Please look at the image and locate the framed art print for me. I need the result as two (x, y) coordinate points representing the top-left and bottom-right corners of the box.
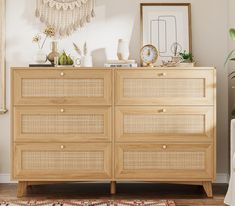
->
(141, 3), (192, 66)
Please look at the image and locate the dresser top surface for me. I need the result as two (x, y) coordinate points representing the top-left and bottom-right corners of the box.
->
(11, 67), (216, 70)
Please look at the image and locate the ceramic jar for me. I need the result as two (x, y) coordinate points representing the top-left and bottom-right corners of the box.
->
(81, 55), (93, 67)
(117, 39), (129, 60)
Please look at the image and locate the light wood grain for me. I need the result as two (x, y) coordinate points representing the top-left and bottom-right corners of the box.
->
(111, 69), (115, 180)
(115, 106), (214, 143)
(110, 181), (116, 195)
(11, 67), (216, 198)
(13, 69), (112, 106)
(14, 106), (112, 142)
(13, 143), (112, 181)
(17, 181), (28, 198)
(115, 143), (213, 181)
(203, 181), (213, 198)
(115, 69), (214, 106)
(213, 69), (217, 181)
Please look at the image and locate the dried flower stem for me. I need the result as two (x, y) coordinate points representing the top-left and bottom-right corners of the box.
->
(83, 42), (87, 56)
(73, 42), (82, 56)
(32, 27), (55, 50)
(41, 36), (48, 49)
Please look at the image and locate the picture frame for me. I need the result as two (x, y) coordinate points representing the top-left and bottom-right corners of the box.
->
(0, 0), (7, 114)
(141, 3), (192, 66)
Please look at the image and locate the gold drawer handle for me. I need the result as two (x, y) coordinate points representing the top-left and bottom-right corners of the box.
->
(60, 72), (65, 76)
(60, 145), (65, 149)
(159, 109), (166, 113)
(162, 145), (167, 150)
(60, 109), (65, 113)
(159, 73), (166, 77)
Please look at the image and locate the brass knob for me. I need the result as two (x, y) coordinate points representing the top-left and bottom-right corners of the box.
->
(60, 145), (65, 149)
(60, 72), (65, 76)
(60, 109), (65, 113)
(160, 109), (166, 113)
(159, 73), (166, 76)
(162, 145), (167, 149)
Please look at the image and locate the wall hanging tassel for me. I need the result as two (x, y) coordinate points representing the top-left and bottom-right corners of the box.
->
(35, 0), (95, 37)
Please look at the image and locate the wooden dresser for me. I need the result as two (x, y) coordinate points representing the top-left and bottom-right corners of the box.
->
(11, 67), (216, 197)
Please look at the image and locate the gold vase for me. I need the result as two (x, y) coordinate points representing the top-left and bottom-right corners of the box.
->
(48, 41), (59, 65)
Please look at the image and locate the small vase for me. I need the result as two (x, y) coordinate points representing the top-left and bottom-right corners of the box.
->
(117, 39), (129, 61)
(34, 49), (47, 63)
(81, 55), (93, 67)
(48, 41), (60, 65)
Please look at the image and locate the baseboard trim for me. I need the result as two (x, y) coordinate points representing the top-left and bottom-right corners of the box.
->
(0, 174), (16, 183)
(215, 173), (229, 184)
(0, 173), (229, 184)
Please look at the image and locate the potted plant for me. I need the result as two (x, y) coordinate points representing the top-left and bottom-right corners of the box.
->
(226, 28), (235, 116)
(179, 50), (195, 67)
(73, 42), (93, 67)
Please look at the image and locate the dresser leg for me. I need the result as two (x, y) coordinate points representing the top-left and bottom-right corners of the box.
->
(110, 181), (116, 195)
(202, 181), (213, 197)
(17, 181), (28, 198)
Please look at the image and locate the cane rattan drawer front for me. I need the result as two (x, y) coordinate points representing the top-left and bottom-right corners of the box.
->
(14, 106), (112, 142)
(115, 143), (213, 180)
(14, 143), (112, 180)
(115, 106), (214, 142)
(13, 69), (112, 105)
(115, 69), (215, 106)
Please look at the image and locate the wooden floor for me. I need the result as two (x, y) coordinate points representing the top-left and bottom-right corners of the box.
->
(0, 183), (228, 206)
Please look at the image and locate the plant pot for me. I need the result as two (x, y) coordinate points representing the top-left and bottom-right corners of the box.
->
(81, 55), (93, 67)
(178, 62), (196, 67)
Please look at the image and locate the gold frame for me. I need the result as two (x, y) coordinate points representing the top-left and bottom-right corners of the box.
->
(140, 3), (192, 63)
(0, 0), (7, 114)
(140, 44), (159, 67)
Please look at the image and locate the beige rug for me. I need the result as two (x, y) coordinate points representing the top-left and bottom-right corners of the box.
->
(0, 199), (176, 206)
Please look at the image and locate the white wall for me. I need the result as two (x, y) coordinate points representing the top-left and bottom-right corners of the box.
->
(0, 0), (230, 180)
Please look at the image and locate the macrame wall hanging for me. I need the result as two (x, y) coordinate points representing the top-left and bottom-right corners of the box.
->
(35, 0), (95, 36)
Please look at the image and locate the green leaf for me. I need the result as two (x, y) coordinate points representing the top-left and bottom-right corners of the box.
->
(225, 49), (235, 66)
(230, 28), (235, 39)
(179, 50), (193, 62)
(229, 71), (235, 77)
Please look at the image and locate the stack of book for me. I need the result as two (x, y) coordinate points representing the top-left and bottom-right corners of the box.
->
(104, 60), (138, 68)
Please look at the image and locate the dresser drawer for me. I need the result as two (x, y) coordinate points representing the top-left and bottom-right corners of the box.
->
(13, 69), (112, 105)
(115, 106), (214, 142)
(14, 106), (112, 142)
(13, 143), (112, 180)
(115, 143), (214, 180)
(115, 69), (215, 105)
